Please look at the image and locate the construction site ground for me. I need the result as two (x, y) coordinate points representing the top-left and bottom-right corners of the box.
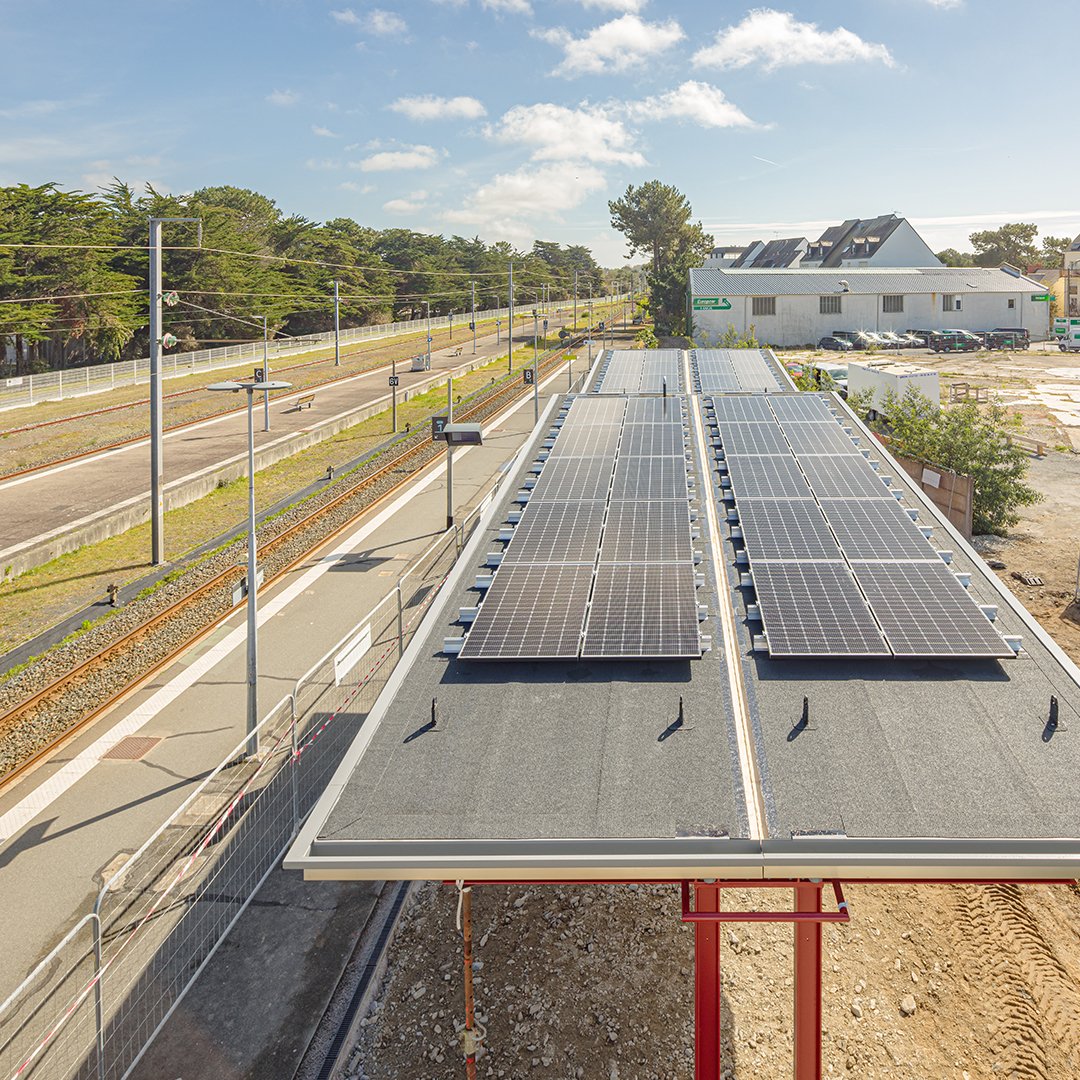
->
(346, 449), (1080, 1079)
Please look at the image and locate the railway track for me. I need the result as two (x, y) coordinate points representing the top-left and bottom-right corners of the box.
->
(0, 340), (581, 788)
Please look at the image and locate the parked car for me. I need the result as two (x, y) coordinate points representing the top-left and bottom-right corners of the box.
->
(986, 328), (1029, 350)
(810, 361), (848, 394)
(855, 331), (889, 350)
(877, 331), (907, 349)
(992, 326), (1030, 342)
(929, 330), (980, 353)
(818, 335), (854, 351)
(905, 329), (935, 347)
(831, 330), (860, 345)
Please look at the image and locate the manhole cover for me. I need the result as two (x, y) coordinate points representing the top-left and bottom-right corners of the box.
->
(102, 736), (162, 761)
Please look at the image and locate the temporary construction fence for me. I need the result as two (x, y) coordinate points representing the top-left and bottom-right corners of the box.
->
(0, 295), (626, 413)
(0, 485), (499, 1080)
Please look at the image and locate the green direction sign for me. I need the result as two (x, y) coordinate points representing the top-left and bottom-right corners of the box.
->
(693, 297), (732, 311)
(1031, 294), (1052, 302)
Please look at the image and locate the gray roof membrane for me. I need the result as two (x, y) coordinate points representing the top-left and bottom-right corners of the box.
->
(287, 390), (1080, 881)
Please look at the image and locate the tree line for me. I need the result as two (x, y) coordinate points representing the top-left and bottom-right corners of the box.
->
(936, 222), (1073, 270)
(0, 181), (617, 374)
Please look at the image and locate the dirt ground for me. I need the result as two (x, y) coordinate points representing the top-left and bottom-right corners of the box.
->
(346, 446), (1080, 1079)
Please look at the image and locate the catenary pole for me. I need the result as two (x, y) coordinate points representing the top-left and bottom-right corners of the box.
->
(471, 281), (477, 354)
(148, 215), (200, 566)
(333, 279), (340, 366)
(262, 316), (270, 432)
(508, 262), (514, 372)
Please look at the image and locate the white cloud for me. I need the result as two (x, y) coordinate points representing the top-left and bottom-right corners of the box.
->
(340, 181), (377, 193)
(332, 6), (407, 34)
(693, 10), (894, 71)
(384, 190), (429, 213)
(925, 0), (962, 6)
(444, 162), (607, 236)
(306, 158), (343, 170)
(354, 144), (440, 171)
(389, 95), (486, 121)
(366, 8), (408, 35)
(481, 0), (532, 13)
(627, 81), (758, 129)
(487, 102), (644, 165)
(312, 125), (339, 138)
(266, 89), (300, 106)
(580, 0), (647, 10)
(536, 14), (685, 77)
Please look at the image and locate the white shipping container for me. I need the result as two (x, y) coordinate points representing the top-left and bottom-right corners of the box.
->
(847, 360), (941, 413)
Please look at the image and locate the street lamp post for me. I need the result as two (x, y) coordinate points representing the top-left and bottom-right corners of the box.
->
(207, 377), (292, 758)
(261, 316), (271, 432)
(425, 301), (432, 370)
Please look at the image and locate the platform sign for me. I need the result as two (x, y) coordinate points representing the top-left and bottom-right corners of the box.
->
(334, 624), (371, 686)
(253, 368), (265, 382)
(388, 375), (400, 387)
(432, 415), (448, 441)
(523, 368), (535, 385)
(693, 297), (732, 311)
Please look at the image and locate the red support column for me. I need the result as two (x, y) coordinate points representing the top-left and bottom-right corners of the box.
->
(694, 883), (724, 1080)
(793, 881), (824, 1080)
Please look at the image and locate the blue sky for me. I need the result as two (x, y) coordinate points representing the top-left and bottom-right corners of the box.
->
(2, 0), (1078, 264)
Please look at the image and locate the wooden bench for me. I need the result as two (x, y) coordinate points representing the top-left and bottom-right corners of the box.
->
(1007, 433), (1047, 457)
(450, 346), (463, 357)
(294, 393), (315, 411)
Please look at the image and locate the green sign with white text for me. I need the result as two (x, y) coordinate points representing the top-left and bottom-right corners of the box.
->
(1031, 294), (1051, 302)
(693, 297), (732, 311)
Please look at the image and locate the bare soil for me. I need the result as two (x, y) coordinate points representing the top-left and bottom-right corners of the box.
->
(346, 452), (1080, 1080)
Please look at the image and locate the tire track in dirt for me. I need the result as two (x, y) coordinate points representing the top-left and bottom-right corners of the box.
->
(953, 884), (1080, 1078)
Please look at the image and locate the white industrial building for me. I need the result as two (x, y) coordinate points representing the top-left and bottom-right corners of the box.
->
(688, 266), (1049, 347)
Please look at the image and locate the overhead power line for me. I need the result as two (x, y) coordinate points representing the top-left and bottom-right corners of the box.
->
(0, 289), (147, 305)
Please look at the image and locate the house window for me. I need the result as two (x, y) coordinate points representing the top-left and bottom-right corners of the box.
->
(752, 296), (776, 317)
(1008, 298), (1016, 309)
(882, 295), (904, 314)
(943, 294), (962, 312)
(820, 295), (842, 315)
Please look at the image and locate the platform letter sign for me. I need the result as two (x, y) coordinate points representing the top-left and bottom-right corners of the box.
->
(253, 367), (265, 382)
(432, 415), (448, 441)
(523, 368), (535, 385)
(388, 375), (400, 387)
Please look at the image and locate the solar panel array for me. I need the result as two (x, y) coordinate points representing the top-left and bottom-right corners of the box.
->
(707, 393), (1013, 659)
(593, 350), (684, 394)
(692, 349), (785, 394)
(459, 394), (702, 660)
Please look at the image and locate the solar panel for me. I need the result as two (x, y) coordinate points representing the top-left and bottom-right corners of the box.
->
(599, 500), (693, 562)
(709, 396), (775, 423)
(751, 562), (890, 657)
(639, 355), (683, 395)
(780, 423), (860, 456)
(694, 350), (782, 393)
(582, 564), (701, 658)
(818, 499), (937, 560)
(625, 397), (685, 424)
(459, 564), (595, 659)
(737, 499), (841, 562)
(725, 455), (814, 499)
(851, 561), (1013, 658)
(530, 457), (614, 502)
(547, 425), (622, 458)
(731, 352), (783, 392)
(798, 455), (895, 499)
(768, 395), (836, 423)
(611, 457), (689, 500)
(569, 398), (626, 425)
(620, 423), (687, 457)
(719, 423), (792, 457)
(501, 501), (606, 565)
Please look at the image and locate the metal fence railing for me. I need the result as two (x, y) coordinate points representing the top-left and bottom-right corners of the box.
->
(0, 295), (627, 413)
(0, 483), (498, 1080)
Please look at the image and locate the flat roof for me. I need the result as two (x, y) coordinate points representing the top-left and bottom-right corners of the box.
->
(286, 355), (1080, 883)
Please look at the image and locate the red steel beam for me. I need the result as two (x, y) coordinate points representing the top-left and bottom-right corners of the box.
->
(680, 880), (850, 923)
(794, 881), (824, 1080)
(694, 883), (724, 1080)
